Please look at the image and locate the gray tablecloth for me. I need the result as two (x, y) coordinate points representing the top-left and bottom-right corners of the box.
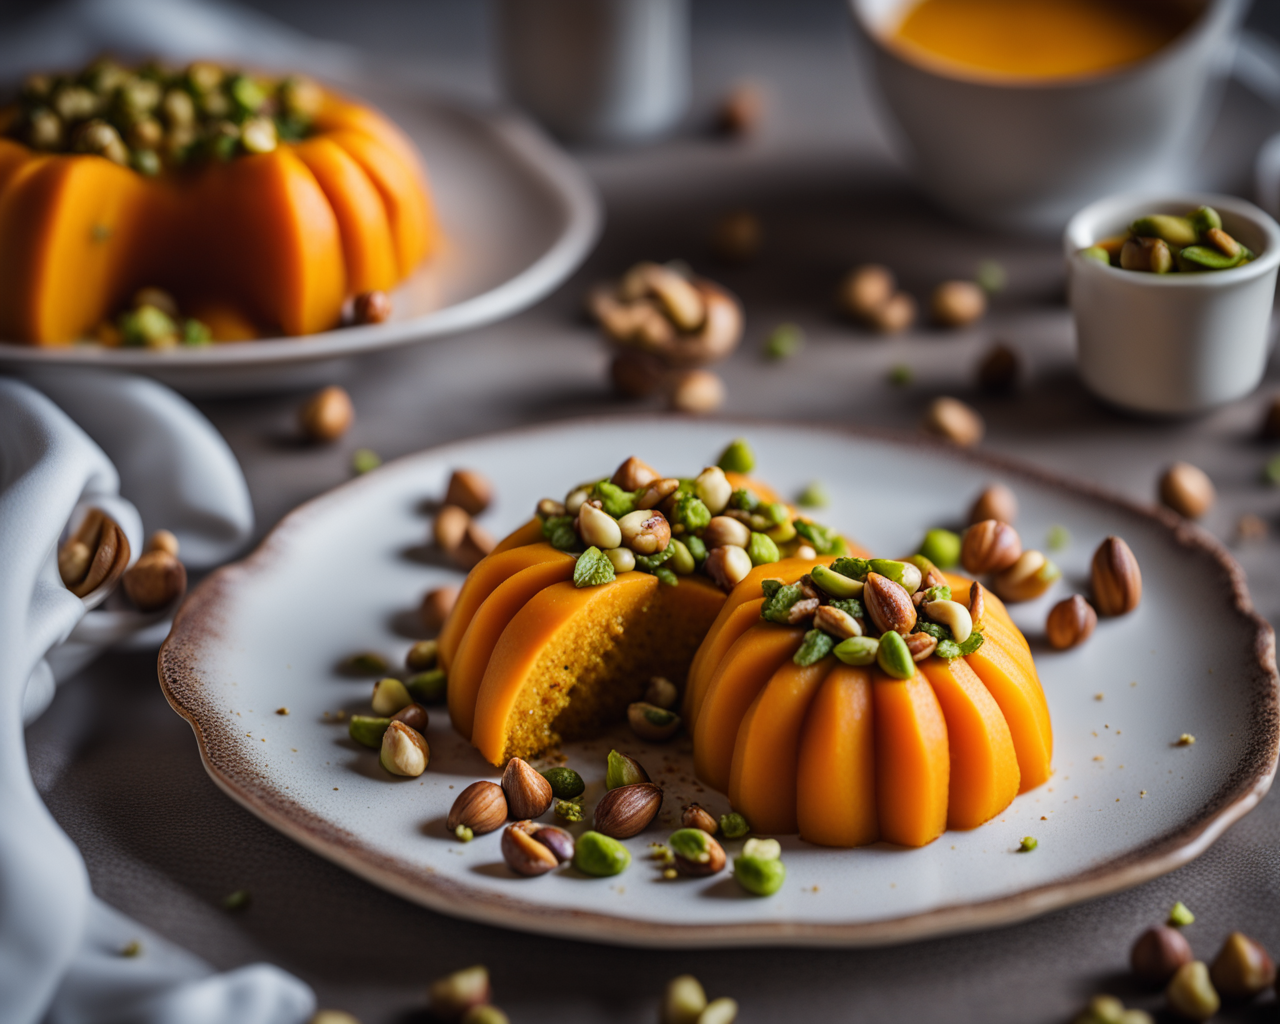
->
(22, 1), (1280, 1020)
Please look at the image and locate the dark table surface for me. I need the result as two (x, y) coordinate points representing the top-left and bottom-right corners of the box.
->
(20, 1), (1280, 1020)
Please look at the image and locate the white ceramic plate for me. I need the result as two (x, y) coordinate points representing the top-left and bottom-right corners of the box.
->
(0, 87), (600, 396)
(159, 418), (1278, 947)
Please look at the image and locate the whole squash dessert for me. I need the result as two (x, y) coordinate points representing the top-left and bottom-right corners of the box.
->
(439, 453), (855, 767)
(0, 58), (437, 343)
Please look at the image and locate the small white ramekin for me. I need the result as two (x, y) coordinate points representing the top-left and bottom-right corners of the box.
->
(1063, 193), (1280, 415)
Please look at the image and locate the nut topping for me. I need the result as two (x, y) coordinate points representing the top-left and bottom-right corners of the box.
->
(636, 477), (680, 510)
(447, 780), (508, 836)
(967, 581), (985, 628)
(961, 519), (1022, 575)
(501, 822), (559, 876)
(702, 516), (751, 549)
(704, 545), (752, 590)
(993, 549), (1061, 603)
(532, 825), (575, 863)
(922, 396), (984, 447)
(593, 782), (663, 839)
(611, 455), (660, 492)
(669, 827), (727, 877)
(785, 597), (821, 625)
(1091, 536), (1142, 616)
(379, 720), (429, 777)
(501, 757), (553, 820)
(904, 631), (938, 662)
(1046, 596), (1096, 650)
(618, 508), (671, 554)
(682, 803), (719, 834)
(813, 604), (861, 639)
(863, 572), (917, 635)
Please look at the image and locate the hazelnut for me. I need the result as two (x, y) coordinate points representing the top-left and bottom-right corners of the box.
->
(593, 782), (663, 839)
(351, 290), (391, 325)
(445, 469), (492, 516)
(121, 549), (186, 611)
(1159, 462), (1215, 519)
(710, 210), (762, 264)
(419, 585), (459, 632)
(1091, 536), (1142, 616)
(930, 280), (986, 327)
(147, 528), (180, 557)
(682, 803), (719, 834)
(922, 396), (984, 447)
(611, 455), (660, 491)
(1131, 924), (1193, 985)
(866, 291), (916, 334)
(703, 544), (752, 590)
(863, 573), (917, 635)
(1165, 961), (1219, 1021)
(447, 781), (508, 836)
(839, 264), (895, 322)
(434, 504), (470, 552)
(667, 369), (725, 414)
(391, 703), (429, 732)
(969, 484), (1018, 525)
(637, 478), (681, 510)
(961, 519), (1022, 575)
(610, 350), (668, 399)
(451, 520), (495, 570)
(297, 385), (354, 442)
(501, 822), (559, 876)
(717, 81), (764, 136)
(1209, 931), (1275, 999)
(1046, 595), (1097, 650)
(976, 343), (1020, 393)
(501, 757), (553, 819)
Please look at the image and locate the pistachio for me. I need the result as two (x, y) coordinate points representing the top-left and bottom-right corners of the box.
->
(501, 757), (553, 819)
(576, 502), (622, 550)
(1165, 961), (1219, 1021)
(967, 580), (986, 627)
(593, 782), (663, 839)
(443, 469), (491, 516)
(682, 803), (718, 834)
(1073, 994), (1152, 1024)
(869, 558), (922, 594)
(710, 210), (762, 263)
(606, 546), (637, 573)
(923, 599), (972, 643)
(704, 545), (752, 590)
(351, 290), (392, 325)
(1189, 206), (1222, 234)
(1159, 462), (1215, 520)
(554, 798), (585, 823)
(370, 677), (413, 715)
(122, 549), (187, 611)
(1091, 536), (1142, 616)
(961, 519), (1022, 575)
(814, 604), (861, 639)
(611, 455), (660, 492)
(930, 280), (986, 327)
(537, 498), (566, 520)
(834, 635), (879, 666)
(240, 115), (277, 153)
(969, 483), (1018, 525)
(427, 965), (490, 1019)
(147, 528), (180, 557)
(405, 639), (439, 672)
(867, 291), (916, 334)
(864, 572), (917, 635)
(606, 749), (651, 789)
(646, 676), (679, 709)
(694, 466), (733, 515)
(977, 343), (1021, 393)
(1132, 214), (1199, 248)
(1120, 236), (1173, 274)
(345, 651), (389, 675)
(876, 629), (916, 679)
(839, 264), (895, 321)
(734, 853), (786, 896)
(348, 715), (391, 749)
(1046, 595), (1096, 650)
(391, 703), (429, 732)
(1209, 931), (1275, 999)
(917, 528), (961, 569)
(669, 827), (727, 876)
(922, 397), (984, 447)
(59, 508), (131, 598)
(539, 766), (585, 800)
(406, 668), (447, 704)
(628, 702), (682, 741)
(719, 812), (750, 839)
(618, 508), (671, 554)
(447, 780), (508, 836)
(669, 538), (696, 574)
(662, 975), (708, 1024)
(420, 585), (459, 631)
(573, 830), (631, 876)
(638, 477), (681, 510)
(501, 822), (559, 876)
(1131, 924), (1194, 986)
(806, 564), (860, 599)
(532, 825), (575, 863)
(993, 550), (1061, 603)
(1169, 901), (1196, 926)
(904, 631), (938, 661)
(434, 504), (471, 553)
(379, 720), (429, 776)
(26, 109), (63, 150)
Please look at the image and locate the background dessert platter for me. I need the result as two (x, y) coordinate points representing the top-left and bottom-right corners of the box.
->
(158, 417), (1280, 948)
(0, 73), (601, 396)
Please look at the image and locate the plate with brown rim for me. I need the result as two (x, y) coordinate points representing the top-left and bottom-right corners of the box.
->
(158, 417), (1279, 948)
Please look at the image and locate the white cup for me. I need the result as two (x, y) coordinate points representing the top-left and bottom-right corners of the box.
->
(848, 0), (1248, 233)
(1064, 192), (1280, 415)
(495, 0), (690, 145)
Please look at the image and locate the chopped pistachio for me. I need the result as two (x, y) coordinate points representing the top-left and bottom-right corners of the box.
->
(554, 798), (585, 823)
(454, 824), (474, 842)
(719, 812), (750, 839)
(405, 668), (447, 704)
(181, 318), (212, 346)
(120, 939), (142, 957)
(975, 258), (1006, 293)
(796, 481), (829, 508)
(1018, 836), (1037, 852)
(887, 364), (913, 387)
(716, 438), (755, 474)
(734, 854), (785, 896)
(540, 766), (585, 800)
(1046, 524), (1070, 551)
(746, 532), (779, 566)
(221, 889), (251, 911)
(352, 448), (381, 474)
(763, 323), (803, 360)
(1168, 901), (1196, 927)
(345, 651), (389, 675)
(918, 528), (961, 569)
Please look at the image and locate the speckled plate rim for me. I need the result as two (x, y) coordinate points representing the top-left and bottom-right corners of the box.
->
(158, 416), (1280, 948)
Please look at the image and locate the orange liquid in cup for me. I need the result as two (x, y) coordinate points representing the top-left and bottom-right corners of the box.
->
(891, 0), (1198, 80)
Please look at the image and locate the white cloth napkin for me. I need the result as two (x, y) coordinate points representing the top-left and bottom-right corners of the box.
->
(0, 375), (310, 1023)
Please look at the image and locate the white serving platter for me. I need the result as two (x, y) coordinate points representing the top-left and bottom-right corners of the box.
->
(0, 87), (600, 396)
(159, 418), (1278, 947)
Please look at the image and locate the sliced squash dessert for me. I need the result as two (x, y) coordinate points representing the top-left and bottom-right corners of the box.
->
(439, 454), (857, 767)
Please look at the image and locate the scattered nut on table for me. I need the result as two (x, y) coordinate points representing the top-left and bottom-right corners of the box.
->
(930, 280), (986, 327)
(1209, 931), (1275, 998)
(298, 385), (353, 442)
(122, 549), (187, 611)
(350, 290), (391, 325)
(969, 483), (1017, 525)
(682, 803), (719, 834)
(501, 757), (553, 819)
(445, 469), (492, 515)
(838, 264), (916, 334)
(1131, 924), (1193, 985)
(1091, 536), (1142, 616)
(501, 821), (559, 876)
(1046, 595), (1097, 650)
(710, 210), (761, 263)
(716, 81), (764, 137)
(922, 396), (983, 447)
(419, 585), (459, 631)
(1165, 961), (1219, 1021)
(668, 368), (725, 414)
(1158, 462), (1215, 519)
(961, 519), (1022, 575)
(448, 780), (508, 837)
(427, 965), (491, 1020)
(593, 781), (663, 838)
(976, 343), (1020, 393)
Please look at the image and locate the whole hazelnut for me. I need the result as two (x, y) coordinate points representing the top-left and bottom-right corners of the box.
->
(451, 519), (495, 570)
(867, 291), (916, 334)
(147, 528), (180, 557)
(1045, 595), (1097, 650)
(445, 469), (492, 516)
(1209, 931), (1275, 999)
(1131, 924), (1193, 986)
(122, 549), (187, 611)
(961, 519), (1022, 575)
(419, 585), (459, 632)
(298, 385), (354, 443)
(922, 397), (984, 447)
(447, 780), (508, 836)
(839, 264), (895, 322)
(1091, 536), (1142, 616)
(1159, 462), (1215, 520)
(930, 280), (986, 327)
(667, 369), (725, 414)
(501, 757), (553, 820)
(351, 290), (392, 325)
(969, 483), (1018, 525)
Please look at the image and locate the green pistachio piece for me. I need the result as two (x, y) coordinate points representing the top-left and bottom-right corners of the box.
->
(734, 854), (786, 896)
(796, 481), (829, 508)
(554, 798), (585, 823)
(348, 715), (392, 749)
(743, 837), (782, 861)
(1120, 237), (1172, 274)
(653, 566), (679, 587)
(120, 304), (177, 348)
(1019, 836), (1038, 852)
(717, 438), (756, 474)
(181, 318), (212, 346)
(975, 258), (1006, 293)
(345, 651), (389, 675)
(606, 749), (649, 789)
(542, 514), (578, 551)
(760, 581), (805, 623)
(809, 564), (863, 599)
(228, 73), (267, 114)
(918, 528), (961, 569)
(405, 668), (447, 705)
(794, 520), (842, 556)
(1078, 246), (1112, 266)
(765, 517), (796, 543)
(729, 488), (759, 511)
(830, 557), (870, 581)
(834, 635), (878, 666)
(352, 448), (381, 474)
(573, 830), (631, 876)
(594, 480), (638, 518)
(685, 534), (708, 565)
(764, 323), (803, 360)
(747, 532), (779, 566)
(669, 827), (717, 864)
(719, 812), (750, 839)
(370, 677), (412, 715)
(540, 766), (586, 800)
(668, 538), (696, 574)
(1176, 245), (1243, 272)
(793, 628), (834, 666)
(1131, 214), (1198, 248)
(1168, 901), (1196, 927)
(1046, 524), (1070, 551)
(1188, 205), (1222, 235)
(876, 630), (915, 679)
(673, 493), (712, 533)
